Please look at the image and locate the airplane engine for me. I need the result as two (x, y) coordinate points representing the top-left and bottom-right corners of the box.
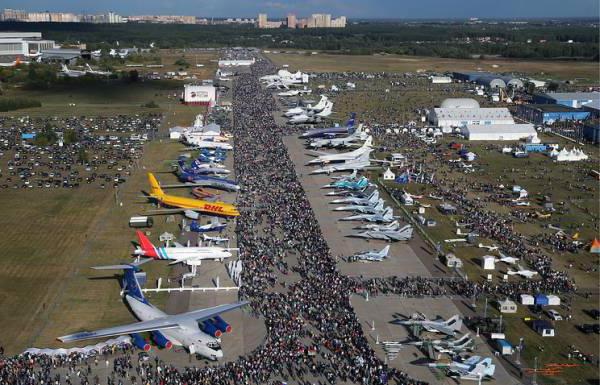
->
(151, 331), (173, 349)
(131, 333), (151, 351)
(201, 321), (222, 338)
(212, 316), (232, 333)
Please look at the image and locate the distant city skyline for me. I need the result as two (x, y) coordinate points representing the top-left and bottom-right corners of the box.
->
(0, 0), (598, 19)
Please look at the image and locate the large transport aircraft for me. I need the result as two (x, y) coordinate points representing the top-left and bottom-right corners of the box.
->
(145, 173), (240, 217)
(298, 113), (356, 139)
(58, 261), (247, 360)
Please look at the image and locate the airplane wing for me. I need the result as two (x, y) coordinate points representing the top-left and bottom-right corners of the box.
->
(424, 323), (456, 336)
(305, 150), (330, 157)
(59, 301), (248, 343)
(173, 242), (185, 248)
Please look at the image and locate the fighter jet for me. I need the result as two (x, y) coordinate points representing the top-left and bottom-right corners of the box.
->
(334, 199), (385, 214)
(395, 314), (463, 336)
(189, 217), (227, 233)
(351, 245), (390, 262)
(340, 207), (394, 223)
(350, 224), (413, 242)
(310, 152), (373, 175)
(354, 219), (399, 231)
(330, 189), (379, 205)
(495, 251), (519, 265)
(307, 137), (373, 165)
(323, 175), (369, 190)
(478, 243), (499, 252)
(330, 169), (359, 181)
(507, 264), (538, 279)
(446, 357), (496, 381)
(288, 113), (320, 125)
(309, 124), (368, 149)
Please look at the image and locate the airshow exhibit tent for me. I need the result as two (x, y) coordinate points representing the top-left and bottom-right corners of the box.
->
(218, 58), (256, 67)
(430, 76), (452, 84)
(482, 255), (496, 270)
(461, 124), (537, 141)
(498, 299), (517, 314)
(383, 168), (396, 180)
(496, 339), (514, 355)
(534, 294), (549, 306)
(440, 98), (480, 109)
(516, 104), (591, 125)
(532, 320), (555, 337)
(452, 71), (524, 89)
(182, 84), (217, 106)
(520, 294), (535, 305)
(547, 295), (561, 306)
(533, 92), (600, 108)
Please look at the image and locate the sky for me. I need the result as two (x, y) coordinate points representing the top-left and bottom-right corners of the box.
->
(2, 0), (598, 19)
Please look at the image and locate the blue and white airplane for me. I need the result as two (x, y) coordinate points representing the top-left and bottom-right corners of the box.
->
(189, 217), (227, 233)
(299, 113), (356, 139)
(178, 159), (231, 176)
(176, 166), (240, 192)
(58, 261), (247, 360)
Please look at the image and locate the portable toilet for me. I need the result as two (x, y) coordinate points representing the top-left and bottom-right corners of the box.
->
(534, 294), (549, 306)
(482, 255), (496, 270)
(547, 295), (561, 306)
(496, 339), (514, 355)
(520, 294), (535, 305)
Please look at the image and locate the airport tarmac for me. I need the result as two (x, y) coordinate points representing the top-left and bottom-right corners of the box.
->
(282, 132), (520, 385)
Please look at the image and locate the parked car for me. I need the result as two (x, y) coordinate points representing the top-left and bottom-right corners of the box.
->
(546, 309), (563, 321)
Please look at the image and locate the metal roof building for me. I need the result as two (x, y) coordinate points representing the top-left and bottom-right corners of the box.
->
(430, 107), (515, 132)
(533, 92), (600, 108)
(461, 124), (537, 141)
(452, 71), (523, 89)
(517, 104), (591, 125)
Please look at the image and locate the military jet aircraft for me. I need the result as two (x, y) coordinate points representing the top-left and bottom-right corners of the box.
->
(340, 207), (394, 223)
(350, 224), (414, 242)
(351, 245), (390, 262)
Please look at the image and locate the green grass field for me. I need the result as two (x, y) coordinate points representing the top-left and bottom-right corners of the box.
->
(267, 52), (600, 83)
(0, 49), (217, 353)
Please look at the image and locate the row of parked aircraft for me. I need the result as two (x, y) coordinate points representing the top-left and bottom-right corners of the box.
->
(59, 112), (246, 359)
(389, 312), (496, 381)
(284, 95), (334, 124)
(60, 64), (113, 78)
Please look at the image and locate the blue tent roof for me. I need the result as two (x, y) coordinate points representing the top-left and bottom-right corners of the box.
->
(534, 294), (549, 305)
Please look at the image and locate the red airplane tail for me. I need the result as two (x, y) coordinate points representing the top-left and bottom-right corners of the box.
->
(136, 230), (159, 258)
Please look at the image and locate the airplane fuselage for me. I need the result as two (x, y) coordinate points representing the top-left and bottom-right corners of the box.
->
(125, 295), (223, 359)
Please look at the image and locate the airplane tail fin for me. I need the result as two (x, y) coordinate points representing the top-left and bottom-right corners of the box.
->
(147, 173), (164, 197)
(380, 245), (390, 257)
(444, 315), (463, 331)
(346, 112), (356, 127)
(364, 136), (373, 148)
(135, 230), (159, 259)
(91, 261), (148, 302)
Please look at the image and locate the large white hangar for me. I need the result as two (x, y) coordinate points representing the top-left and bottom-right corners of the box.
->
(429, 99), (515, 132)
(182, 84), (217, 106)
(461, 124), (537, 141)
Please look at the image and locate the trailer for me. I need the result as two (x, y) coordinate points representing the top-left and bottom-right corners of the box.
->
(129, 216), (154, 228)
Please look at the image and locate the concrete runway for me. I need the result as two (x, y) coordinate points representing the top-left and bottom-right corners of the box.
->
(283, 133), (521, 385)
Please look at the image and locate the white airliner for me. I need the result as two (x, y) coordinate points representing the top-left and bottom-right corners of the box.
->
(85, 63), (112, 76)
(134, 231), (234, 273)
(307, 136), (373, 165)
(58, 262), (247, 360)
(60, 64), (86, 78)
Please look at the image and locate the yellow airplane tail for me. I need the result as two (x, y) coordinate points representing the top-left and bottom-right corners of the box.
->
(147, 173), (164, 197)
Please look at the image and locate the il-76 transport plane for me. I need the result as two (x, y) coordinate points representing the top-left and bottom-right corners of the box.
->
(145, 173), (239, 217)
(58, 262), (248, 360)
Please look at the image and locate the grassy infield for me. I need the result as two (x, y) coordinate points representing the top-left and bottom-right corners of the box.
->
(0, 50), (597, 383)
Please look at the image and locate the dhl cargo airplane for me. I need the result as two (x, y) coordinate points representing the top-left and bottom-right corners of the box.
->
(146, 173), (239, 217)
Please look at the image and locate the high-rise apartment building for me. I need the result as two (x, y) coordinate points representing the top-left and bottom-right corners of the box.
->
(258, 13), (268, 28)
(286, 13), (297, 28)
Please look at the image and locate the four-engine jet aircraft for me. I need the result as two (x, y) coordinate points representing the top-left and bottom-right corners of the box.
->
(58, 262), (247, 360)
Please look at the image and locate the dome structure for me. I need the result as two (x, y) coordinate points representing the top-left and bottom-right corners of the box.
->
(440, 98), (480, 109)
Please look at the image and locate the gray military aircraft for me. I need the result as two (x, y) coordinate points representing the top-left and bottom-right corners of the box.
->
(333, 199), (385, 214)
(340, 207), (394, 223)
(351, 224), (414, 242)
(351, 245), (390, 262)
(395, 313), (463, 336)
(330, 189), (379, 205)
